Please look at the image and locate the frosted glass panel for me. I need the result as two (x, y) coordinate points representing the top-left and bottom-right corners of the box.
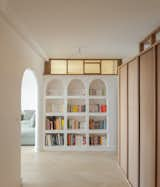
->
(85, 63), (100, 74)
(156, 31), (160, 42)
(102, 60), (118, 74)
(68, 60), (83, 74)
(51, 60), (67, 74)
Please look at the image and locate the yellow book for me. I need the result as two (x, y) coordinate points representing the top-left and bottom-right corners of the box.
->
(100, 136), (103, 145)
(72, 105), (78, 112)
(61, 119), (64, 129)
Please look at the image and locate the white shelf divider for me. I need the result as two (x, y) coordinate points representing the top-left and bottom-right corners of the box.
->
(43, 75), (117, 151)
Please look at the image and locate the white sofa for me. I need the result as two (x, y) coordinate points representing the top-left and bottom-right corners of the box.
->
(21, 110), (35, 145)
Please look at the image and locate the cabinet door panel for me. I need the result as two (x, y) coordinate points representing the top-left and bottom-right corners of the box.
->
(140, 49), (156, 187)
(119, 65), (128, 175)
(128, 59), (139, 187)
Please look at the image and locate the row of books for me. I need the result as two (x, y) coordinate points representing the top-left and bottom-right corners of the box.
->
(46, 116), (64, 130)
(89, 88), (106, 96)
(89, 135), (106, 145)
(67, 119), (86, 129)
(45, 134), (64, 146)
(46, 104), (64, 113)
(89, 119), (107, 129)
(67, 134), (86, 146)
(67, 104), (86, 112)
(89, 104), (107, 112)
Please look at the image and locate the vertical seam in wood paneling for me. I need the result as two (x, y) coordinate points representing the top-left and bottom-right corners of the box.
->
(119, 68), (121, 166)
(154, 46), (158, 187)
(127, 64), (129, 179)
(138, 56), (140, 187)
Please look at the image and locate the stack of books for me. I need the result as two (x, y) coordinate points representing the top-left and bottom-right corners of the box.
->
(67, 119), (85, 129)
(67, 134), (86, 146)
(89, 88), (105, 96)
(46, 116), (64, 130)
(45, 134), (64, 146)
(89, 119), (106, 129)
(89, 104), (107, 112)
(67, 104), (86, 112)
(89, 135), (106, 145)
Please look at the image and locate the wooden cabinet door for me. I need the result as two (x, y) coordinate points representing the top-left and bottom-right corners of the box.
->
(119, 64), (128, 176)
(157, 44), (160, 187)
(140, 48), (156, 187)
(128, 59), (139, 187)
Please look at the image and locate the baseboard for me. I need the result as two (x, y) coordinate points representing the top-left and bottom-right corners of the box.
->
(116, 163), (132, 187)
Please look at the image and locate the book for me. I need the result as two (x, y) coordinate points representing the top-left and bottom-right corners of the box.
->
(45, 134), (64, 146)
(46, 116), (64, 130)
(67, 134), (86, 146)
(67, 104), (86, 112)
(89, 135), (106, 145)
(89, 104), (107, 112)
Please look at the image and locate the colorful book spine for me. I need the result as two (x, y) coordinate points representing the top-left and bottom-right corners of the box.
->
(67, 119), (85, 129)
(67, 104), (86, 112)
(89, 104), (107, 112)
(67, 134), (86, 146)
(46, 116), (64, 130)
(89, 135), (107, 145)
(45, 134), (64, 146)
(89, 119), (106, 129)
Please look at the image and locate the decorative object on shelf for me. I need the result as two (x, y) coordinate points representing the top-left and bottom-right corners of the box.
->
(139, 26), (160, 52)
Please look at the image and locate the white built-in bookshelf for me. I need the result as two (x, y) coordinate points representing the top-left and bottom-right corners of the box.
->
(43, 75), (118, 151)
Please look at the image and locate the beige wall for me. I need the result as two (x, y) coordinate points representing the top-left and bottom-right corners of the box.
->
(0, 13), (44, 187)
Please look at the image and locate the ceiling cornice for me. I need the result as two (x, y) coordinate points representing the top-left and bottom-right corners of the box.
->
(0, 6), (48, 60)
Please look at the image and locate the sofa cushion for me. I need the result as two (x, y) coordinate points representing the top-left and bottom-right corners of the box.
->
(23, 110), (34, 120)
(21, 110), (35, 127)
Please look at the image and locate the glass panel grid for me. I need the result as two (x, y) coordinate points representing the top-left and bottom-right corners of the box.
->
(51, 60), (67, 74)
(68, 60), (83, 74)
(48, 59), (119, 75)
(101, 60), (118, 74)
(84, 62), (101, 74)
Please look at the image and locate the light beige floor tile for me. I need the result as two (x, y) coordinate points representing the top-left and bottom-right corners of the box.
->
(21, 147), (129, 187)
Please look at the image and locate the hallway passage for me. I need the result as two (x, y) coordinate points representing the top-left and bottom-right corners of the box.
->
(21, 147), (129, 187)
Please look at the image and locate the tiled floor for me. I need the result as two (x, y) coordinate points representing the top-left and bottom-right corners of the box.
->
(21, 147), (129, 187)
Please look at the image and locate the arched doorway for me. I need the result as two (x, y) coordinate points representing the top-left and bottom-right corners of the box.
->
(21, 69), (38, 148)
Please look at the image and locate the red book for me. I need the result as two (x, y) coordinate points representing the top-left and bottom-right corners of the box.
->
(101, 105), (107, 112)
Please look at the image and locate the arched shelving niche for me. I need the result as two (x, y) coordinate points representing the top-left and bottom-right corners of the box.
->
(68, 79), (85, 96)
(46, 79), (64, 96)
(89, 79), (106, 96)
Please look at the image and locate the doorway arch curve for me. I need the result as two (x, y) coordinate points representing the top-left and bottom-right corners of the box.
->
(21, 68), (38, 149)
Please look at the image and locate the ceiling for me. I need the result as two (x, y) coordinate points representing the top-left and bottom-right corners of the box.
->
(1, 0), (160, 60)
